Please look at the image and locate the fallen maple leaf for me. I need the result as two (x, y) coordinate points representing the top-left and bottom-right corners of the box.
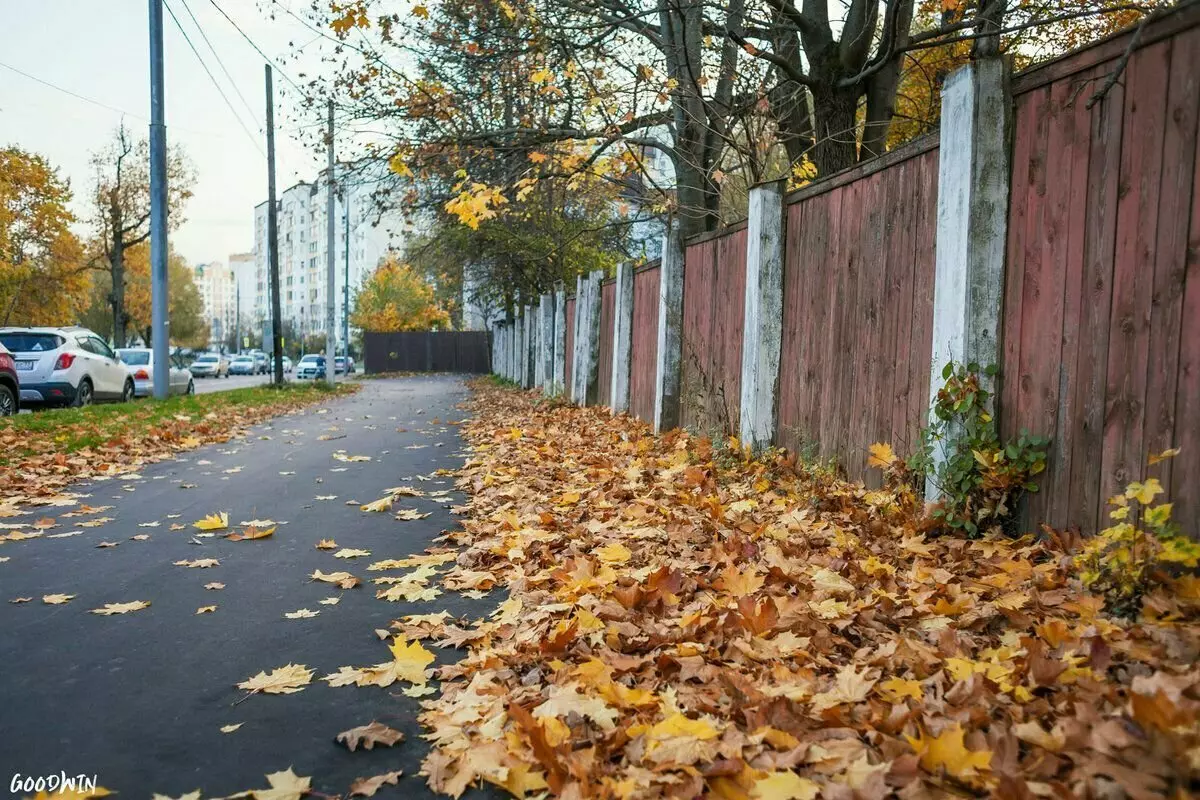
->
(285, 608), (319, 619)
(752, 770), (820, 799)
(226, 525), (276, 542)
(360, 495), (394, 512)
(906, 723), (992, 780)
(193, 512), (229, 531)
(348, 770), (403, 797)
(42, 593), (75, 604)
(205, 582), (225, 590)
(335, 548), (372, 559)
(90, 600), (151, 615)
(312, 569), (361, 589)
(220, 723), (243, 733)
(316, 538), (338, 549)
(196, 605), (217, 614)
(252, 767), (311, 800)
(394, 509), (431, 521)
(389, 636), (436, 684)
(237, 664), (314, 695)
(335, 720), (405, 751)
(174, 558), (220, 568)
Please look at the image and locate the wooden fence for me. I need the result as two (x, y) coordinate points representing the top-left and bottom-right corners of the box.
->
(363, 331), (491, 374)
(777, 139), (940, 481)
(1002, 13), (1200, 530)
(681, 226), (748, 436)
(508, 6), (1198, 534)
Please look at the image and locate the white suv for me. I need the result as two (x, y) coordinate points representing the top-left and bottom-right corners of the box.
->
(0, 327), (135, 408)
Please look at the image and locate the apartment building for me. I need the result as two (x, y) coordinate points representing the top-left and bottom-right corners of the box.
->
(190, 261), (236, 348)
(251, 168), (412, 341)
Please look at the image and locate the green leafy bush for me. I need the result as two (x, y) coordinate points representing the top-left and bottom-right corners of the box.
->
(908, 362), (1048, 537)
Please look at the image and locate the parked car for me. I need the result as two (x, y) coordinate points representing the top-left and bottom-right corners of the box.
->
(295, 354), (326, 380)
(0, 326), (135, 407)
(251, 351), (269, 374)
(117, 348), (194, 397)
(281, 356), (293, 373)
(229, 355), (257, 375)
(334, 356), (348, 375)
(189, 352), (229, 378)
(0, 342), (19, 416)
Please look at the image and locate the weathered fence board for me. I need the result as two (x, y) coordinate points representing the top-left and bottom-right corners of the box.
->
(363, 331), (491, 374)
(776, 139), (940, 480)
(681, 227), (747, 436)
(1003, 19), (1200, 532)
(564, 298), (576, 391)
(629, 265), (660, 424)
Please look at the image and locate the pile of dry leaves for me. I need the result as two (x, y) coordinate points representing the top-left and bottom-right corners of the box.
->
(414, 384), (1199, 799)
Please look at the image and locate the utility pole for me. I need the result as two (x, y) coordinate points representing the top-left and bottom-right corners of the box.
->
(265, 65), (283, 385)
(325, 99), (337, 382)
(148, 0), (170, 399)
(343, 190), (350, 361)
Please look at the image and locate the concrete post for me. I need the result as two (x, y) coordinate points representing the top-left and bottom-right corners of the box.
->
(530, 304), (540, 388)
(570, 274), (585, 403)
(927, 57), (1011, 498)
(610, 262), (634, 414)
(739, 180), (786, 453)
(553, 287), (567, 396)
(653, 223), (684, 433)
(491, 321), (500, 375)
(583, 270), (604, 405)
(540, 293), (554, 395)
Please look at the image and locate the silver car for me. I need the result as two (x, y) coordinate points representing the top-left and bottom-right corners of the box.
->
(189, 352), (229, 378)
(117, 348), (194, 397)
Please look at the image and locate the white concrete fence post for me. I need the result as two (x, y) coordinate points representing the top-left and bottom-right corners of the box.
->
(610, 262), (634, 415)
(926, 56), (1011, 499)
(653, 223), (684, 433)
(570, 275), (586, 403)
(583, 270), (604, 405)
(540, 293), (554, 395)
(739, 180), (786, 453)
(491, 321), (500, 375)
(524, 303), (536, 388)
(552, 286), (567, 396)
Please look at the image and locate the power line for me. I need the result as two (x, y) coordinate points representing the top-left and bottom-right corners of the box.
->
(176, 0), (261, 127)
(163, 0), (266, 157)
(205, 0), (309, 99)
(0, 59), (148, 120)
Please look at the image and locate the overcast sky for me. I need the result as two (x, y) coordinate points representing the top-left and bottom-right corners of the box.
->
(0, 0), (334, 267)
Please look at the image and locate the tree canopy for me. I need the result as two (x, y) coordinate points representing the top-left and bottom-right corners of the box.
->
(0, 147), (89, 326)
(351, 257), (452, 332)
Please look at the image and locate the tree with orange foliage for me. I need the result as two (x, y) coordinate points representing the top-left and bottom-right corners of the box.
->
(0, 147), (89, 326)
(350, 258), (451, 332)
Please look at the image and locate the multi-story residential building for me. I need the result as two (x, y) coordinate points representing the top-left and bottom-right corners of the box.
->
(228, 252), (255, 348)
(190, 261), (236, 349)
(251, 167), (413, 344)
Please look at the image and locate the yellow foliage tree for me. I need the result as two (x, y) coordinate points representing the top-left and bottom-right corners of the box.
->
(350, 258), (450, 332)
(0, 147), (90, 326)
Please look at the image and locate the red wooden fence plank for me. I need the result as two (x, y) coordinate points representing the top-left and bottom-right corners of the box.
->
(1020, 78), (1074, 526)
(777, 200), (807, 453)
(908, 151), (937, 440)
(1100, 40), (1171, 504)
(818, 187), (848, 464)
(1002, 91), (1037, 446)
(1068, 60), (1125, 534)
(1172, 69), (1200, 529)
(851, 171), (885, 480)
(890, 158), (918, 452)
(719, 228), (748, 433)
(630, 266), (660, 423)
(1145, 28), (1200, 502)
(1045, 65), (1098, 530)
(876, 159), (903, 452)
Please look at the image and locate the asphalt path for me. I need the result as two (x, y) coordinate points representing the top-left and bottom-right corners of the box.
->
(0, 376), (498, 798)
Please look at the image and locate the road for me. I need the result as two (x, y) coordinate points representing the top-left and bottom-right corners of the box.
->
(0, 376), (495, 797)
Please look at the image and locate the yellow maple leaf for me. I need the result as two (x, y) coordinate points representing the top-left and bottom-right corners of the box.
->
(1125, 478), (1163, 504)
(226, 525), (275, 542)
(595, 542), (632, 564)
(237, 664), (313, 695)
(752, 770), (820, 799)
(867, 442), (897, 468)
(876, 676), (923, 703)
(361, 495), (394, 512)
(906, 724), (992, 780)
(649, 712), (719, 740)
(389, 636), (436, 684)
(193, 512), (229, 531)
(1147, 446), (1180, 465)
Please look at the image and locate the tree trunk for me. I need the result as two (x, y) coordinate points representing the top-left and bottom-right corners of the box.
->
(109, 239), (126, 347)
(810, 87), (860, 176)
